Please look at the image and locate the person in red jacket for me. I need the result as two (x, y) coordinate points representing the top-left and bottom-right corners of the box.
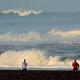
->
(72, 60), (79, 71)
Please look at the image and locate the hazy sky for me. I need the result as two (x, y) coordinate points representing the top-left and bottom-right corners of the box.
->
(0, 0), (80, 12)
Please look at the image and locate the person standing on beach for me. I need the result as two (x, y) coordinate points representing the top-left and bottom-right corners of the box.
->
(22, 59), (28, 70)
(72, 60), (79, 71)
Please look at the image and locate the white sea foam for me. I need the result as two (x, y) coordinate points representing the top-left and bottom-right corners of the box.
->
(0, 50), (78, 68)
(48, 29), (80, 43)
(0, 29), (80, 43)
(0, 32), (42, 42)
(0, 9), (42, 16)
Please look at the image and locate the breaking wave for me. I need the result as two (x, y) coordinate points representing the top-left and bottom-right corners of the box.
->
(0, 29), (80, 43)
(0, 49), (79, 68)
(0, 9), (42, 16)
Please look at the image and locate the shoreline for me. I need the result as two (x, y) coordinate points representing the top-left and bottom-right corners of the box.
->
(0, 70), (79, 80)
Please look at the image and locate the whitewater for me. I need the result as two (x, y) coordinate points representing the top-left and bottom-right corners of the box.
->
(0, 9), (42, 16)
(0, 9), (80, 69)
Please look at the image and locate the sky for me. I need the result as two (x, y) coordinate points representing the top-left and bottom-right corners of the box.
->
(0, 0), (80, 12)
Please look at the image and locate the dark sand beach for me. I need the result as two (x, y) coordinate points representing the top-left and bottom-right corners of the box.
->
(0, 70), (80, 80)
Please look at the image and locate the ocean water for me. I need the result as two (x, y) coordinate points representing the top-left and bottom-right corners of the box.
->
(0, 9), (80, 69)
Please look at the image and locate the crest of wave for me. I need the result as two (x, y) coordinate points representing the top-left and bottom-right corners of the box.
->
(0, 9), (42, 16)
(0, 32), (42, 41)
(0, 29), (80, 43)
(48, 29), (80, 43)
(0, 50), (78, 68)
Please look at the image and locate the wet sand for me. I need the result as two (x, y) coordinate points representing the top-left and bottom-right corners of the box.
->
(0, 70), (80, 80)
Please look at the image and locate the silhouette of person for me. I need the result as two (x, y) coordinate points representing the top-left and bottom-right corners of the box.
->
(22, 59), (27, 70)
(72, 60), (79, 71)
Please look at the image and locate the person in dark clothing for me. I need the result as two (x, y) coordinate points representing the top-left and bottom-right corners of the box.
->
(22, 59), (28, 70)
(72, 60), (79, 71)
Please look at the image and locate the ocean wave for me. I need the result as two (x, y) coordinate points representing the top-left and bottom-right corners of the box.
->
(0, 49), (79, 68)
(0, 9), (42, 16)
(48, 29), (80, 43)
(0, 32), (42, 42)
(0, 29), (80, 43)
(0, 10), (80, 17)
